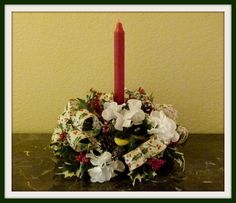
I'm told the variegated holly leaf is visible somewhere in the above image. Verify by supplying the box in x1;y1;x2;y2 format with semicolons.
56;170;75;178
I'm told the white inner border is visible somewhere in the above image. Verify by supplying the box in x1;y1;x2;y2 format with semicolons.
5;4;232;199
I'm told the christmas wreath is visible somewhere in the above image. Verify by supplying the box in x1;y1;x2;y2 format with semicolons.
51;88;188;185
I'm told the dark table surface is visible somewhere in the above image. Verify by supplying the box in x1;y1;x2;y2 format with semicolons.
12;134;224;191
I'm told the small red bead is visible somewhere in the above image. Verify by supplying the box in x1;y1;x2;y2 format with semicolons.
102;123;109;134
148;158;165;171
169;141;178;148
75;152;90;164
59;132;67;141
138;87;145;94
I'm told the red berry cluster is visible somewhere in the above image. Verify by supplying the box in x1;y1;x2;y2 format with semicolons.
59;132;67;141
148;158;165;171
169;141;178;148
102;122;110;134
87;93;102;114
138;87;146;94
75;151;90;164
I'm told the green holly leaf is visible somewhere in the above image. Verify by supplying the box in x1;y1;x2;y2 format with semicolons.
165;147;185;171
56;170;75;178
77;98;88;110
76;168;82;178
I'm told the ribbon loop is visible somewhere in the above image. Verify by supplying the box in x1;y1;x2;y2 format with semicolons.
52;99;102;152
123;135;166;171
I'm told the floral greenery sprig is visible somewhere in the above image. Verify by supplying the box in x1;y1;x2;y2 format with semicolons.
51;88;188;185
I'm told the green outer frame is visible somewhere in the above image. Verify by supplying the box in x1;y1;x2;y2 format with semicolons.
1;0;234;201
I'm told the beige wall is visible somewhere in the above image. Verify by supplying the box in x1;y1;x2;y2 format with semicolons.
12;12;224;134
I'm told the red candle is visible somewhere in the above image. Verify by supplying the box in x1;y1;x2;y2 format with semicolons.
114;21;125;104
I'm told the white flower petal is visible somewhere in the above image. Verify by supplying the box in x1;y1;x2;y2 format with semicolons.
123;100;145;126
99;151;112;164
88;156;100;166
102;100;145;131
104;102;125;112
105;102;117;110
114;113;124;131
127;99;142;110
147;110;178;144
171;131;180;142
147;128;159;135
103;102;112;110
88;166;105;183
114;160;125;172
123;109;136;120
87;151;121;183
122;119;132;128
150;110;161;119
86;151;112;166
102;108;115;121
132;110;145;125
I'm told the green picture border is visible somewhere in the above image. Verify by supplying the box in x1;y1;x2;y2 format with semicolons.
1;0;234;201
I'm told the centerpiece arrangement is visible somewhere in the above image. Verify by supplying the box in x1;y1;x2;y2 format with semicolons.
50;21;188;185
